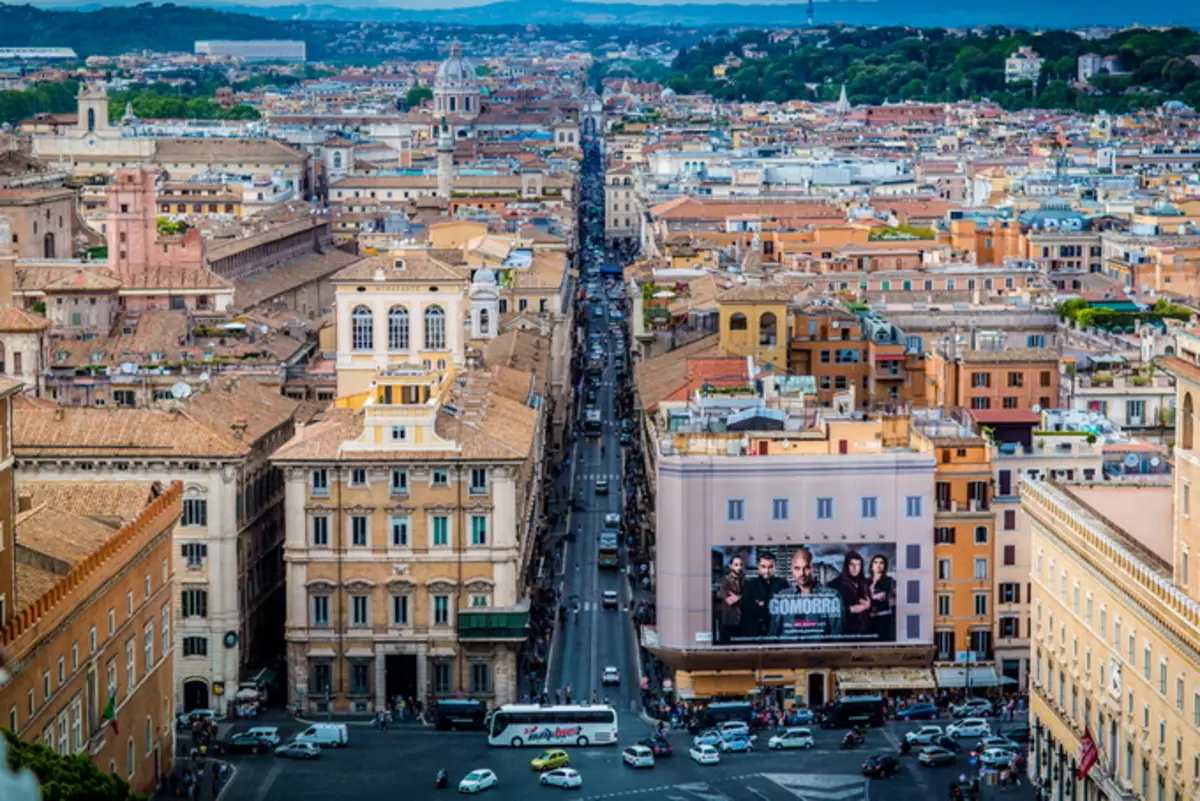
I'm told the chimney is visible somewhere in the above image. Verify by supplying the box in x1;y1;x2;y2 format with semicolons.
53;407;64;422
230;417;249;441
17;492;33;513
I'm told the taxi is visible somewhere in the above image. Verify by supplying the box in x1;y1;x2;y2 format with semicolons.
530;749;570;771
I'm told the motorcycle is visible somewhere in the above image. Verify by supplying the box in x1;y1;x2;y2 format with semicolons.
840;734;859;750
899;740;913;756
436;769;448;790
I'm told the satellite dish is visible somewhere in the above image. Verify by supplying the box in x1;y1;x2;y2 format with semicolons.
1031;404;1042;414
1151;457;1161;467
1123;453;1140;468
198;373;211;383
170;382;192;400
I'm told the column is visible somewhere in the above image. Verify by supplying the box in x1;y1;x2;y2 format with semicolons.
374;643;387;711
416;642;429;705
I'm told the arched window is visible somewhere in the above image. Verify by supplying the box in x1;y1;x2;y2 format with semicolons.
43;232;55;259
759;312;777;346
424;305;446;350
351;305;373;351
87;108;95;132
729;312;748;331
479;308;490;336
1183;392;1194;450
388;306;409;351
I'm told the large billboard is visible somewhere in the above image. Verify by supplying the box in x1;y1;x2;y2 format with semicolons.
712;544;897;645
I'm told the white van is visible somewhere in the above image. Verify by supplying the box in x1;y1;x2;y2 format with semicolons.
293;723;348;748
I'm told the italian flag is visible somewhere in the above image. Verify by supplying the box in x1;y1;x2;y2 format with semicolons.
102;692;119;734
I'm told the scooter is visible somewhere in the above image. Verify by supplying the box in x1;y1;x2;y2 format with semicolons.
839;734;859;750
436;769;448;790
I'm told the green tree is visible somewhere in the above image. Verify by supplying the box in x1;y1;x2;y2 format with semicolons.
405;86;432;109
2;730;142;801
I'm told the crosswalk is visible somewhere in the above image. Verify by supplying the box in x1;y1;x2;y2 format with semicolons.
578;473;622;482
578;773;868;801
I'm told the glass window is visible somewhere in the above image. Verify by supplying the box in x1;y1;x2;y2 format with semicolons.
727;499;745;521
816;497;834;519
387;306;409;350
432;516;449;546
312;595;329;626
772;498;789;521
433;595;450;625
905;496;923;518
182;499;207;527
351;596;369;626
392;596;408;625
391;468;408;494
351;306;373;350
390;516;409;547
423;306;446;350
312;516;329;546
861;497;878;519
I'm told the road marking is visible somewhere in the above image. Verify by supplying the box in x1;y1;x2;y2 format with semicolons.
251;758;284;801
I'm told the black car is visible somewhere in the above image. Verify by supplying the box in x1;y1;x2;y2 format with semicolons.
214;733;273;755
638;735;673;757
934;735;962;752
861;755;900;778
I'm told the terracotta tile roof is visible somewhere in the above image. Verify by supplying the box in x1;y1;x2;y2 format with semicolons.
716;283;796;303
634;333;726;412
0;306;50;332
155;138;307;164
17;503;120;565
332;250;467;284
665;357;751;401
44;268;123;292
483;329;551;387
15;378;298;459
958;348;1059;364
513;252;567;290
969;409;1040;425
16;563;59;608
18;481;161;525
233;248;360;311
118;265;233;291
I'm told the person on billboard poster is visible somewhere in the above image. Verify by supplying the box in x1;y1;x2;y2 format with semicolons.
868;553;897;641
739;551;786;638
767;547;843;640
828;550;873;636
714;552;745;644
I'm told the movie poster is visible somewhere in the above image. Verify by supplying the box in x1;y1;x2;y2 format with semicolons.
711;544;897;645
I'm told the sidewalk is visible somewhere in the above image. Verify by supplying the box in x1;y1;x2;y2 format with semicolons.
152;758;236;801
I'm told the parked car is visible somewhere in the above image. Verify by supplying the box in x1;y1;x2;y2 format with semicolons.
975;736;1021;754
176;709;217;731
601;667;621;685
934;735;962;752
861;755;900;778
689;745;720;765
905;726;945;745
1004;726;1031;744
637;736;672;757
530;750;569;772
947;718;991;739
918;746;958;767
539;768;582;789
622;745;655;768
768;728;815;750
896;703;940;721
219;733;274;755
787;708;815;725
274;742;320;760
458;769;498;794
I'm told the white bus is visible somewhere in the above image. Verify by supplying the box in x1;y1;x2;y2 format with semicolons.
486;704;618;747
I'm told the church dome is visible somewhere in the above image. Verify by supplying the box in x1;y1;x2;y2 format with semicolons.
436;41;475;87
473;267;497;285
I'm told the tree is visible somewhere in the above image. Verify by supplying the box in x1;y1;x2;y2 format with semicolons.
2;730;141;801
405;86;432;110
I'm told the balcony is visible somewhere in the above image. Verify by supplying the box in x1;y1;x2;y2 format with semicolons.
457;606;529;642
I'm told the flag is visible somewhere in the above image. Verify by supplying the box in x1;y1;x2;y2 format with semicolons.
101;691;119;734
1077;727;1098;780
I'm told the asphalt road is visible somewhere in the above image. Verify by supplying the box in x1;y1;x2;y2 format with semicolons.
212;716;1034;801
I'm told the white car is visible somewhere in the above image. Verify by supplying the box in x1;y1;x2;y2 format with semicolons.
459;769;498;794
244;726;281;746
952;698;993;718
622;745;655;768
768;728;814;750
979;748;1019;769
602;667;621;685
690;744;721;765
717;721;751;739
906;725;946;745
540;768;582;789
274;742;319;759
947;718;991;739
602;590;619;609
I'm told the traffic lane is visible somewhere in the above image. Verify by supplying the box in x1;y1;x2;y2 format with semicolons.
216;728;923;801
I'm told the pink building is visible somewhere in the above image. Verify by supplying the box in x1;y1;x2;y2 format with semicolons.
646;411;938;707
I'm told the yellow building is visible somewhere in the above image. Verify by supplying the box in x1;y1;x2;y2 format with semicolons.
716;285;790;373
1022;347;1200;801
273;251;552;713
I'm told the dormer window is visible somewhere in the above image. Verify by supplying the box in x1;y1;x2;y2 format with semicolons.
393;258;406;271
151;351;163;362
90;351;103;364
56;351;68;362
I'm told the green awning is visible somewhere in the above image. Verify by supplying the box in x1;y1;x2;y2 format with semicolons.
252;668;277;684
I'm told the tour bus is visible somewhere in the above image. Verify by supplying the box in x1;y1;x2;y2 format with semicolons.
434;698;488;731
699;701;755;729
598;530;619;569
583;409;603;437
486;704;618;747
